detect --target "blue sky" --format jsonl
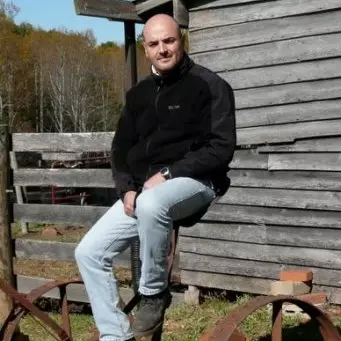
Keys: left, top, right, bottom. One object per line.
{"left": 13, "top": 0, "right": 143, "bottom": 45}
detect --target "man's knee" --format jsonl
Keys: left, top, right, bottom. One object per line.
{"left": 135, "top": 190, "right": 166, "bottom": 219}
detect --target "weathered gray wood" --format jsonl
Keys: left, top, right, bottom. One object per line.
{"left": 10, "top": 152, "right": 28, "bottom": 234}
{"left": 14, "top": 169, "right": 115, "bottom": 188}
{"left": 190, "top": 10, "right": 341, "bottom": 53}
{"left": 180, "top": 223, "right": 341, "bottom": 250}
{"left": 14, "top": 201, "right": 341, "bottom": 229}
{"left": 268, "top": 153, "right": 341, "bottom": 171}
{"left": 180, "top": 253, "right": 341, "bottom": 287}
{"left": 189, "top": 0, "right": 341, "bottom": 29}
{"left": 12, "top": 132, "right": 114, "bottom": 152}
{"left": 181, "top": 270, "right": 272, "bottom": 294}
{"left": 229, "top": 169, "right": 341, "bottom": 191}
{"left": 235, "top": 79, "right": 341, "bottom": 109}
{"left": 191, "top": 33, "right": 341, "bottom": 73}
{"left": 190, "top": 0, "right": 271, "bottom": 11}
{"left": 14, "top": 204, "right": 108, "bottom": 226}
{"left": 17, "top": 275, "right": 134, "bottom": 304}
{"left": 230, "top": 150, "right": 268, "bottom": 169}
{"left": 135, "top": 0, "right": 171, "bottom": 14}
{"left": 173, "top": 0, "right": 189, "bottom": 27}
{"left": 74, "top": 0, "right": 143, "bottom": 23}
{"left": 15, "top": 239, "right": 131, "bottom": 267}
{"left": 41, "top": 152, "right": 83, "bottom": 161}
{"left": 223, "top": 59, "right": 341, "bottom": 91}
{"left": 182, "top": 271, "right": 339, "bottom": 303}
{"left": 237, "top": 119, "right": 341, "bottom": 145}
{"left": 236, "top": 100, "right": 341, "bottom": 128}
{"left": 258, "top": 137, "right": 341, "bottom": 153}
{"left": 179, "top": 236, "right": 341, "bottom": 269}
{"left": 203, "top": 204, "right": 341, "bottom": 229}
{"left": 220, "top": 187, "right": 341, "bottom": 211}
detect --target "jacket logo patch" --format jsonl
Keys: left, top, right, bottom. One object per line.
{"left": 168, "top": 105, "right": 180, "bottom": 110}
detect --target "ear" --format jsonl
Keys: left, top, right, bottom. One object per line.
{"left": 142, "top": 41, "right": 149, "bottom": 58}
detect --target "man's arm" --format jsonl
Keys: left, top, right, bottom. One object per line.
{"left": 169, "top": 78, "right": 236, "bottom": 178}
{"left": 111, "top": 101, "right": 138, "bottom": 201}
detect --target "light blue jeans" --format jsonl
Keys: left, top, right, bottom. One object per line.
{"left": 75, "top": 177, "right": 215, "bottom": 341}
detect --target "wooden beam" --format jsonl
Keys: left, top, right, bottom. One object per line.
{"left": 124, "top": 21, "right": 137, "bottom": 92}
{"left": 0, "top": 124, "right": 14, "bottom": 323}
{"left": 74, "top": 0, "right": 143, "bottom": 23}
{"left": 173, "top": 0, "right": 189, "bottom": 27}
{"left": 135, "top": 0, "right": 172, "bottom": 15}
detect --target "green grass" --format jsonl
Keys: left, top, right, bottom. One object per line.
{"left": 16, "top": 295, "right": 341, "bottom": 341}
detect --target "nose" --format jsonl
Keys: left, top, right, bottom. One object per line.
{"left": 159, "top": 42, "right": 167, "bottom": 54}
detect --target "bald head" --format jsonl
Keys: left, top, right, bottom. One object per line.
{"left": 143, "top": 14, "right": 181, "bottom": 42}
{"left": 142, "top": 14, "right": 184, "bottom": 75}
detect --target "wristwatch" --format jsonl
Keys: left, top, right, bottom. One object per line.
{"left": 160, "top": 167, "right": 172, "bottom": 180}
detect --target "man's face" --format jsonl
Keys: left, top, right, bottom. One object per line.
{"left": 143, "top": 20, "right": 184, "bottom": 75}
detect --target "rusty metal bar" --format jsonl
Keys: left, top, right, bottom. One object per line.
{"left": 272, "top": 301, "right": 282, "bottom": 341}
{"left": 59, "top": 284, "right": 72, "bottom": 338}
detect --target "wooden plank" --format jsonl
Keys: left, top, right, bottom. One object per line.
{"left": 190, "top": 10, "right": 341, "bottom": 54}
{"left": 181, "top": 270, "right": 272, "bottom": 294}
{"left": 12, "top": 132, "right": 114, "bottom": 152}
{"left": 203, "top": 204, "right": 341, "bottom": 229}
{"left": 268, "top": 153, "right": 341, "bottom": 171}
{"left": 236, "top": 100, "right": 341, "bottom": 129}
{"left": 189, "top": 0, "right": 341, "bottom": 29}
{"left": 180, "top": 223, "right": 341, "bottom": 250}
{"left": 191, "top": 33, "right": 341, "bottom": 73}
{"left": 219, "top": 187, "right": 341, "bottom": 211}
{"left": 14, "top": 169, "right": 114, "bottom": 188}
{"left": 41, "top": 152, "right": 83, "bottom": 161}
{"left": 229, "top": 169, "right": 341, "bottom": 191}
{"left": 173, "top": 0, "right": 189, "bottom": 27}
{"left": 13, "top": 200, "right": 341, "bottom": 230}
{"left": 13, "top": 204, "right": 108, "bottom": 226}
{"left": 15, "top": 239, "right": 131, "bottom": 267}
{"left": 190, "top": 0, "right": 270, "bottom": 11}
{"left": 237, "top": 119, "right": 341, "bottom": 145}
{"left": 258, "top": 137, "right": 341, "bottom": 153}
{"left": 230, "top": 150, "right": 268, "bottom": 169}
{"left": 235, "top": 79, "right": 341, "bottom": 110}
{"left": 135, "top": 0, "right": 171, "bottom": 14}
{"left": 179, "top": 236, "right": 341, "bottom": 269}
{"left": 17, "top": 275, "right": 134, "bottom": 304}
{"left": 182, "top": 271, "right": 341, "bottom": 304}
{"left": 222, "top": 58, "right": 341, "bottom": 91}
{"left": 180, "top": 253, "right": 341, "bottom": 287}
{"left": 74, "top": 0, "right": 143, "bottom": 23}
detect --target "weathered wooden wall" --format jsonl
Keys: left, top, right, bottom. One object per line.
{"left": 181, "top": 0, "right": 341, "bottom": 303}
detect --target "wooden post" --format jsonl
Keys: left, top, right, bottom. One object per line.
{"left": 124, "top": 21, "right": 137, "bottom": 92}
{"left": 0, "top": 122, "right": 15, "bottom": 323}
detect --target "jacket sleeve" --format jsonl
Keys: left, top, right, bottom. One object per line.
{"left": 111, "top": 99, "right": 137, "bottom": 200}
{"left": 169, "top": 78, "right": 236, "bottom": 178}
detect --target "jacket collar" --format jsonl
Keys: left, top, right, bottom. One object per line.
{"left": 152, "top": 53, "right": 193, "bottom": 86}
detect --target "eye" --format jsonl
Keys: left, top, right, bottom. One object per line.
{"left": 164, "top": 38, "right": 176, "bottom": 44}
{"left": 148, "top": 42, "right": 158, "bottom": 47}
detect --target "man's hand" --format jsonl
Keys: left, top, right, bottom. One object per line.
{"left": 123, "top": 191, "right": 137, "bottom": 217}
{"left": 143, "top": 172, "right": 165, "bottom": 190}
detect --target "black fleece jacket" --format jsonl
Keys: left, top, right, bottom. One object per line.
{"left": 111, "top": 54, "right": 236, "bottom": 199}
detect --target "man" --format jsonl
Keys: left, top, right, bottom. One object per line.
{"left": 75, "top": 13, "right": 236, "bottom": 341}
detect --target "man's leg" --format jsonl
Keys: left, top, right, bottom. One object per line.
{"left": 75, "top": 200, "right": 138, "bottom": 341}
{"left": 133, "top": 177, "right": 215, "bottom": 335}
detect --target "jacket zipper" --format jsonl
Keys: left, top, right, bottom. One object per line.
{"left": 146, "top": 81, "right": 163, "bottom": 179}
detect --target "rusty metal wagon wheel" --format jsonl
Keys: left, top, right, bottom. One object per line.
{"left": 207, "top": 295, "right": 341, "bottom": 341}
{"left": 0, "top": 277, "right": 134, "bottom": 341}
